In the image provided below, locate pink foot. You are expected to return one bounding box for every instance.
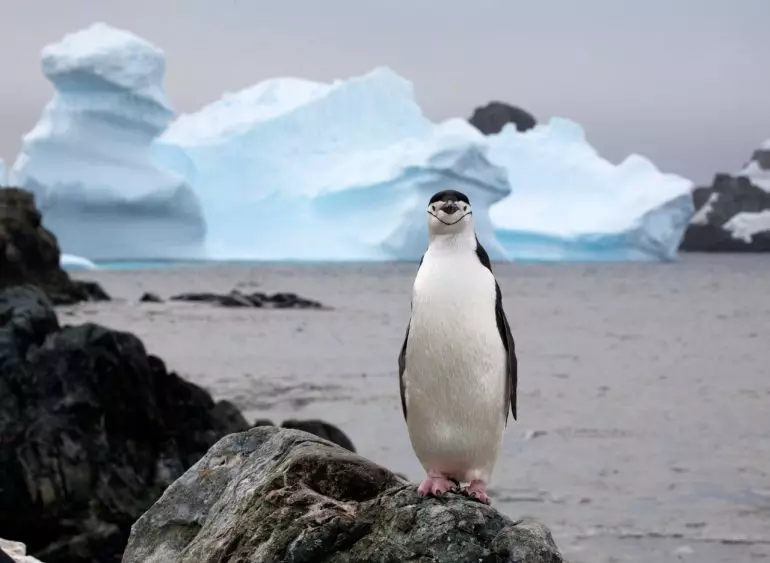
[462,479,491,505]
[417,474,457,498]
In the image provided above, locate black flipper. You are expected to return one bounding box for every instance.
[475,238,518,422]
[398,254,425,421]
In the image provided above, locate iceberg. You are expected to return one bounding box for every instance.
[483,118,694,261]
[156,68,511,260]
[10,22,206,261]
[0,158,6,185]
[157,67,692,262]
[61,253,98,270]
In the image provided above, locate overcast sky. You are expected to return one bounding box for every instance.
[1,0,768,184]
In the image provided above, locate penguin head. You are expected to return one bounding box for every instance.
[426,190,473,235]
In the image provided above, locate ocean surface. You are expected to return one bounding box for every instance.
[62,254,770,563]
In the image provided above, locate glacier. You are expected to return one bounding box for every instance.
[156,68,511,261]
[9,22,206,261]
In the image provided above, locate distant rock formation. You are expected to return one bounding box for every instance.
[681,143,770,252]
[123,427,563,563]
[469,101,537,135]
[0,187,109,304]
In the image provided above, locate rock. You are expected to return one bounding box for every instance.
[681,144,770,252]
[281,418,356,452]
[138,292,163,303]
[0,285,249,563]
[252,418,356,452]
[252,418,276,427]
[0,187,110,304]
[469,101,537,135]
[123,427,563,563]
[0,539,44,563]
[170,289,326,309]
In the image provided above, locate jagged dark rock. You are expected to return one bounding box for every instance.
[469,101,537,135]
[138,292,163,303]
[680,173,770,252]
[123,427,563,563]
[170,289,326,309]
[252,418,356,452]
[0,187,110,304]
[0,285,250,563]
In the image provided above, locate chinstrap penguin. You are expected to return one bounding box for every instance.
[398,189,517,505]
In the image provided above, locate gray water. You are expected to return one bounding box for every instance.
[63,255,770,563]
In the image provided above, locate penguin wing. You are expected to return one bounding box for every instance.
[398,322,409,420]
[398,254,426,421]
[495,282,518,422]
[475,238,518,422]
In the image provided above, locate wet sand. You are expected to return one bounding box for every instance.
[63,254,770,563]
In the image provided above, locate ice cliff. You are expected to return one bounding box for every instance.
[10,23,205,260]
[156,68,510,260]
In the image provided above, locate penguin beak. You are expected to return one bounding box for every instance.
[440,202,459,215]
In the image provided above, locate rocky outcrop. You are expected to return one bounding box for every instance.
[0,187,109,304]
[681,175,770,251]
[123,427,563,563]
[681,144,770,252]
[469,101,537,135]
[0,285,250,563]
[170,289,326,309]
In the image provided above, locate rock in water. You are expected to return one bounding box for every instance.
[123,427,563,563]
[0,285,250,563]
[0,187,110,304]
[681,142,770,251]
[469,101,537,135]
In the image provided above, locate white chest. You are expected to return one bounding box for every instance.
[407,252,505,378]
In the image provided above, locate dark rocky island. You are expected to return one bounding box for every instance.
[680,143,770,252]
[0,187,109,304]
[469,101,537,135]
[123,427,563,563]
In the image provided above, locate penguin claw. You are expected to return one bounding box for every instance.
[417,476,458,498]
[461,480,492,505]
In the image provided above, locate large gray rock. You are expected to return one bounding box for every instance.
[123,427,562,563]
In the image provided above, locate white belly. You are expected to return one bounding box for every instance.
[404,252,507,482]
